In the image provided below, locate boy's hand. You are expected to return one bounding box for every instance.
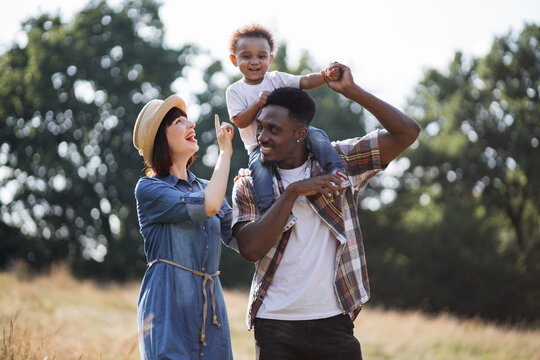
[325,63,342,81]
[257,91,271,107]
[321,62,355,95]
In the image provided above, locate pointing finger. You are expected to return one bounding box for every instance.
[214,114,221,136]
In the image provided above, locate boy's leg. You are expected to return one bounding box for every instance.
[248,147,275,212]
[305,126,350,187]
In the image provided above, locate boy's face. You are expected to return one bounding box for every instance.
[230,37,273,85]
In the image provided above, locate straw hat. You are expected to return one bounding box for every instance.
[133,95,186,165]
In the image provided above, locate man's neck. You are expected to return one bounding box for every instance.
[277,153,309,170]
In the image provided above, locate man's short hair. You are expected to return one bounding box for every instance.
[229,24,275,54]
[265,87,316,126]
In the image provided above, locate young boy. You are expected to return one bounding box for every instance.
[226,24,349,215]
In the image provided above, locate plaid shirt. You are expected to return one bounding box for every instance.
[231,130,383,329]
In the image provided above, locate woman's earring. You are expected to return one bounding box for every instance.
[296,139,300,143]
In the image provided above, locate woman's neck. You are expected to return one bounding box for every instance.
[169,162,188,180]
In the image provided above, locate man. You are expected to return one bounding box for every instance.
[231,62,421,360]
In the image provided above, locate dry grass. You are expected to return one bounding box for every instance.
[1,265,539,359]
[355,308,540,359]
[1,265,139,360]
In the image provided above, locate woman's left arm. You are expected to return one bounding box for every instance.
[203,115,234,217]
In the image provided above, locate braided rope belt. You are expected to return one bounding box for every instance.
[148,259,221,346]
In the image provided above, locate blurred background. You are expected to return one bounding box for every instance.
[0,0,539,330]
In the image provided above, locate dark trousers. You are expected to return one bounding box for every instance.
[254,314,362,360]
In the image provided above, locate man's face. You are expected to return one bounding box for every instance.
[256,105,306,169]
[230,37,273,85]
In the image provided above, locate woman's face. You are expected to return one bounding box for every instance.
[166,114,198,161]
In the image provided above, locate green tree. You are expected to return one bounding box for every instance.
[0,0,196,279]
[411,25,540,258]
[364,23,540,322]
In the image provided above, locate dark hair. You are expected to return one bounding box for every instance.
[146,107,195,177]
[229,24,275,54]
[264,87,316,126]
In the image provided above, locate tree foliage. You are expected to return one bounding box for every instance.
[0,1,367,285]
[363,23,540,323]
[0,0,196,279]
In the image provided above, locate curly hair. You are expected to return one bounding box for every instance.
[229,24,275,54]
[265,87,316,126]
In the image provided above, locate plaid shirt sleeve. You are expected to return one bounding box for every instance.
[333,130,383,191]
[330,130,384,319]
[231,175,260,230]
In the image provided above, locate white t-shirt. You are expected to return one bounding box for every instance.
[257,160,343,320]
[225,71,301,154]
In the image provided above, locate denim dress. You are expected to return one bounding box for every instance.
[135,172,236,360]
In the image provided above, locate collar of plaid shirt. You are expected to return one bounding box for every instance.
[246,158,368,329]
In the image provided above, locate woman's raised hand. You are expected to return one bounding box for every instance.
[215,114,234,156]
[204,115,234,216]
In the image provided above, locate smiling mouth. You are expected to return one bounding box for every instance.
[260,145,272,154]
[185,132,197,142]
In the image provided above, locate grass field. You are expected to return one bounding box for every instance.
[1,265,539,360]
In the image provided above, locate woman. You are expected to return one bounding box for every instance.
[133,94,235,359]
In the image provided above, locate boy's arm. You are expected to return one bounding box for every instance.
[299,72,326,90]
[231,91,271,129]
[299,64,342,90]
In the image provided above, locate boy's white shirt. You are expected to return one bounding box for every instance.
[225,71,301,154]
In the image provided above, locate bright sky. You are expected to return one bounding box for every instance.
[1,0,539,109]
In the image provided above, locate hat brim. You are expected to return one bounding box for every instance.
[133,95,186,165]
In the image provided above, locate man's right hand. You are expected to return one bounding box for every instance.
[287,174,344,199]
[234,173,344,262]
